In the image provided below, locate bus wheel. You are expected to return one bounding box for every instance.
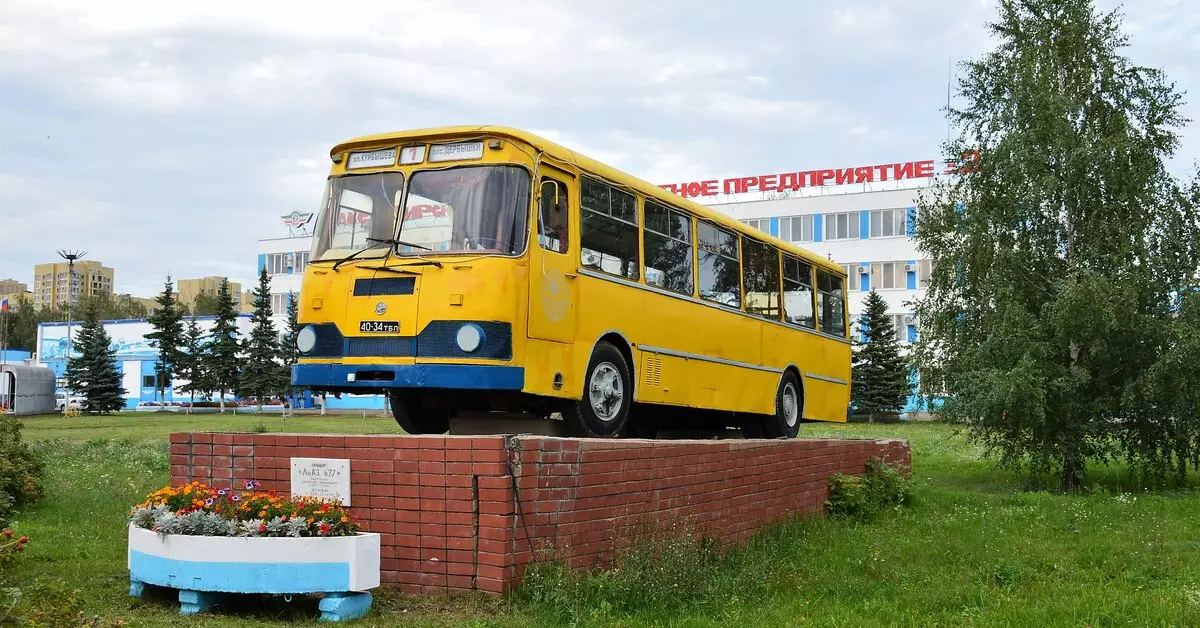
[564,342,632,437]
[762,372,802,439]
[388,392,449,435]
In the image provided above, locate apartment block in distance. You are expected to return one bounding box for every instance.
[177,276,254,313]
[32,260,114,309]
[0,279,31,306]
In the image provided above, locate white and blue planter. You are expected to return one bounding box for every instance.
[127,525,381,622]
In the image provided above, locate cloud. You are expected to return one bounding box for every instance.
[0,0,1196,298]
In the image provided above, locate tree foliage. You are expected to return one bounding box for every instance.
[202,279,241,412]
[63,302,126,413]
[912,0,1198,490]
[238,268,285,410]
[852,290,911,418]
[175,317,208,405]
[144,276,184,404]
[188,290,225,317]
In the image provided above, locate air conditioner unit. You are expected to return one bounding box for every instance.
[904,264,915,272]
[904,315,916,325]
[857,267,870,275]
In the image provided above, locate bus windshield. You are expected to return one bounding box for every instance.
[396,166,530,256]
[310,172,405,261]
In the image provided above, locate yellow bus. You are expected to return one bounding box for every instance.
[292,126,851,438]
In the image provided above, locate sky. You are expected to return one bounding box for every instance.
[1,0,1197,298]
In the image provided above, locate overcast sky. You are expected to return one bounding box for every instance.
[2,0,1196,297]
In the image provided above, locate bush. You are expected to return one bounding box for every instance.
[0,416,44,527]
[825,456,912,522]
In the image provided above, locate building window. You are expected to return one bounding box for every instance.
[580,176,639,280]
[816,269,846,337]
[697,220,740,308]
[742,218,769,233]
[918,259,933,288]
[782,255,815,328]
[742,236,780,320]
[839,263,863,292]
[870,208,906,238]
[271,293,288,314]
[824,211,860,240]
[644,200,694,295]
[780,215,815,242]
[891,314,908,343]
[870,261,906,290]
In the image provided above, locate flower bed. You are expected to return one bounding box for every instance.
[127,480,379,621]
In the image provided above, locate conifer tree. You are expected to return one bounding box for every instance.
[281,291,301,414]
[912,0,1198,490]
[144,275,184,406]
[202,279,241,413]
[64,302,126,413]
[851,290,911,420]
[239,268,284,412]
[175,317,207,408]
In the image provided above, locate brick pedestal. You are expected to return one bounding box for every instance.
[168,433,910,595]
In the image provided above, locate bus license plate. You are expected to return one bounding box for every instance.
[359,320,399,333]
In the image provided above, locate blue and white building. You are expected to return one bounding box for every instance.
[706,184,937,416]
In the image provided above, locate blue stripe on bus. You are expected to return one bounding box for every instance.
[292,363,525,391]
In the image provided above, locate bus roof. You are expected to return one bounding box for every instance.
[331,125,846,276]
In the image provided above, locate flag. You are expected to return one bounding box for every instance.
[0,297,7,313]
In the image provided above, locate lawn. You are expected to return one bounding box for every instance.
[5,415,1200,626]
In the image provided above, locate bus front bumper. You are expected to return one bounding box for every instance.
[291,363,525,391]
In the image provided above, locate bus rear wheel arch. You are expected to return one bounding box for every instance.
[562,341,633,437]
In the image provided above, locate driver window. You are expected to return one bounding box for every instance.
[538,179,569,254]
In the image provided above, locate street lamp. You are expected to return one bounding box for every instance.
[56,249,86,373]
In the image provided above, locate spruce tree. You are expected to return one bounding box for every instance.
[202,279,241,413]
[175,317,207,409]
[64,302,126,413]
[851,290,911,420]
[144,275,184,406]
[282,291,301,414]
[239,268,284,412]
[911,0,1197,490]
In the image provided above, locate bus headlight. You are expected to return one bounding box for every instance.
[455,323,483,353]
[296,325,317,354]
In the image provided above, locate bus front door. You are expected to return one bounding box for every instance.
[527,170,577,344]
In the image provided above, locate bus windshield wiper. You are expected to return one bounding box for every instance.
[369,236,433,252]
[396,258,443,268]
[328,241,390,271]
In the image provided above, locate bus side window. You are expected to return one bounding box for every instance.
[538,179,569,254]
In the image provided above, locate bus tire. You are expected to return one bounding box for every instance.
[388,391,450,435]
[564,342,632,437]
[762,372,802,439]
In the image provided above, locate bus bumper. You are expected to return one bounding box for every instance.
[291,363,525,391]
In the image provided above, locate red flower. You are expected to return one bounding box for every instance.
[18,536,28,544]
[319,523,330,534]
[2,529,11,537]
[259,524,267,533]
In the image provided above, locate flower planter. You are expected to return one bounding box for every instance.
[127,525,380,621]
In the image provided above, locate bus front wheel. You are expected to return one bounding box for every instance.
[563,342,632,437]
[388,391,450,435]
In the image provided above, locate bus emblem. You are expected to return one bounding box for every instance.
[375,302,387,315]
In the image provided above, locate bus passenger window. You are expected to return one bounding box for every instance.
[698,221,740,308]
[783,255,815,329]
[644,201,693,295]
[817,270,846,337]
[742,237,781,319]
[537,180,568,254]
[580,176,639,280]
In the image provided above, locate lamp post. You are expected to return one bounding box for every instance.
[56,249,86,379]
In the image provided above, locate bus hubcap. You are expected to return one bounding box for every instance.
[783,383,799,428]
[589,362,623,421]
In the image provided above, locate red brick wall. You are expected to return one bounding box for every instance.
[168,433,910,595]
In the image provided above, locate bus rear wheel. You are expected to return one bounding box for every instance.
[563,342,632,437]
[760,372,802,439]
[388,391,450,435]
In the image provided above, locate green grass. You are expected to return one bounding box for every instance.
[19,411,403,441]
[4,418,1200,626]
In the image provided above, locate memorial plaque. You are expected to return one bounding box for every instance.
[290,457,351,506]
